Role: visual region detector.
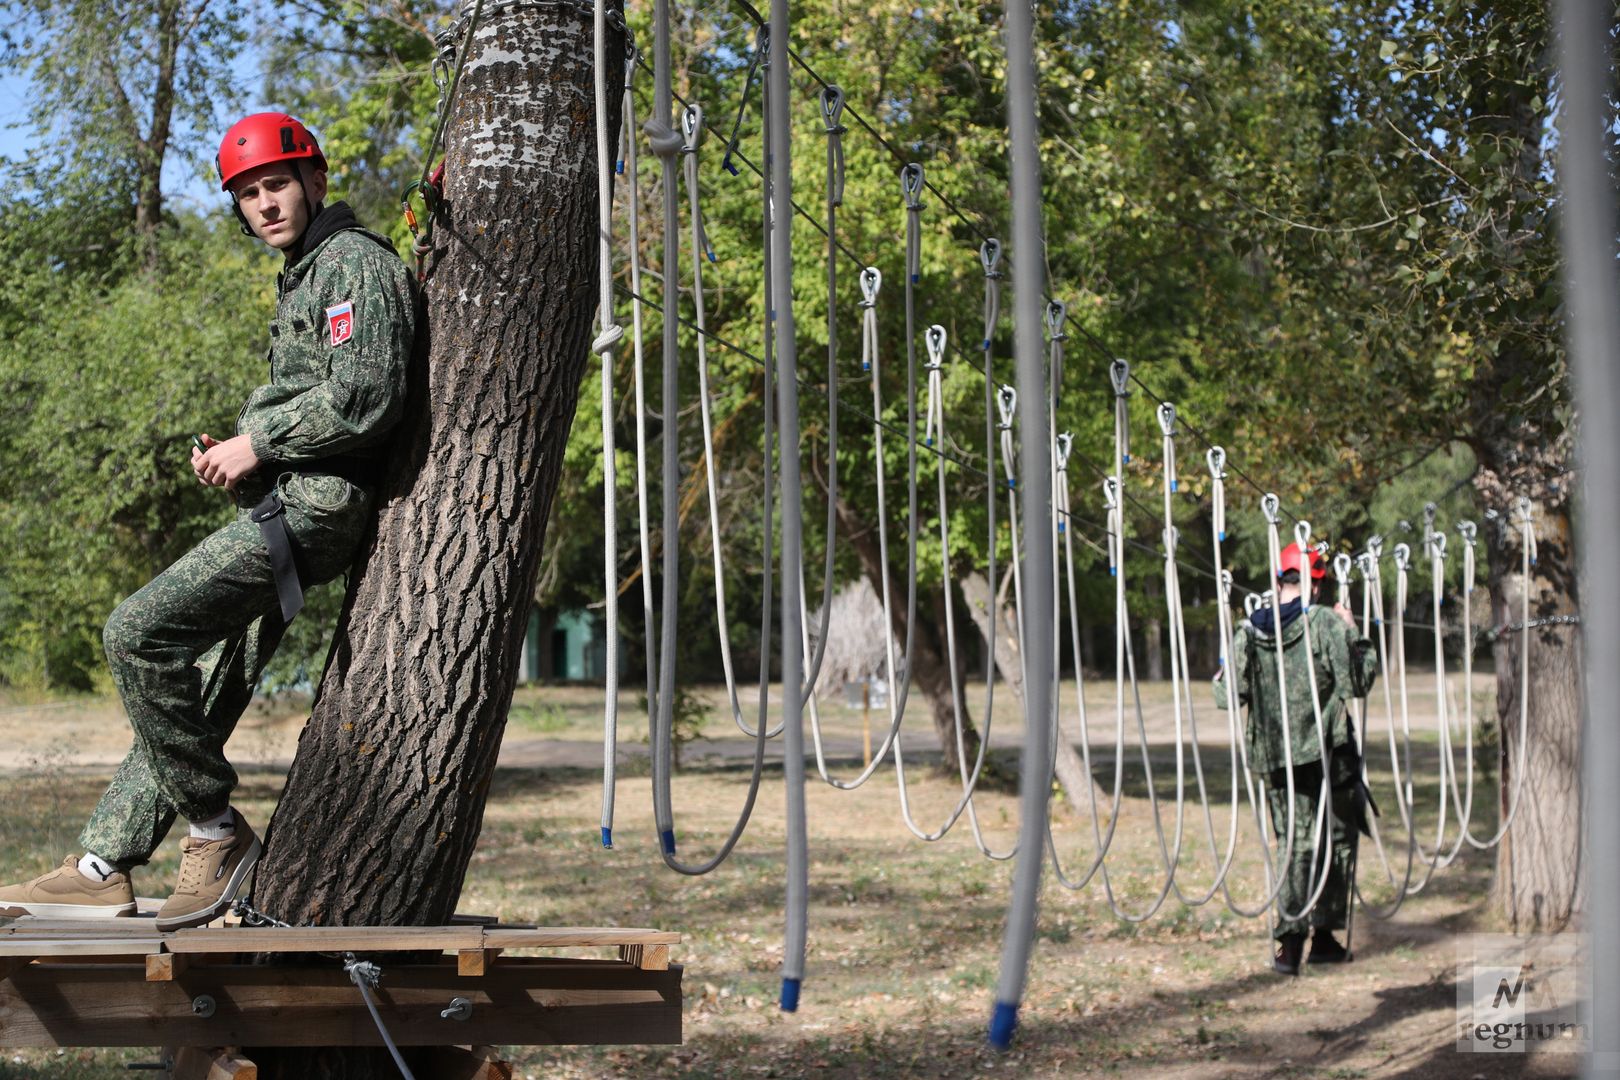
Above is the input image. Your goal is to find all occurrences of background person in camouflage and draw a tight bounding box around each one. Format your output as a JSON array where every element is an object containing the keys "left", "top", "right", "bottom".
[
  {"left": 1213, "top": 541, "right": 1378, "bottom": 976},
  {"left": 0, "top": 113, "right": 415, "bottom": 930}
]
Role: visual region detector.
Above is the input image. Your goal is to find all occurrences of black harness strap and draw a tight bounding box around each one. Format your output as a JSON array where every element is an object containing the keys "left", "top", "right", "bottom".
[{"left": 250, "top": 492, "right": 304, "bottom": 623}]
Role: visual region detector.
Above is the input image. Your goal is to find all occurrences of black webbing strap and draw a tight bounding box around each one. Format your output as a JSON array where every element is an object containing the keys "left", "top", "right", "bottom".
[{"left": 250, "top": 492, "right": 304, "bottom": 624}]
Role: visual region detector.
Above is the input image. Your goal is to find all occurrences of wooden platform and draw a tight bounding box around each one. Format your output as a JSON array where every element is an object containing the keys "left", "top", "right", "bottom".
[{"left": 0, "top": 915, "right": 682, "bottom": 1050}]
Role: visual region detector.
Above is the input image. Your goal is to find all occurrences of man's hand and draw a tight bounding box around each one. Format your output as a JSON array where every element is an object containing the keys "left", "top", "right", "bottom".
[
  {"left": 1333, "top": 602, "right": 1356, "bottom": 629},
  {"left": 192, "top": 433, "right": 261, "bottom": 491}
]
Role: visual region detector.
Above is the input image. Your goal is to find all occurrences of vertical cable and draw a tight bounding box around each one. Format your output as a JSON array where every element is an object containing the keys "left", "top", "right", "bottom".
[
  {"left": 989, "top": 0, "right": 1054, "bottom": 1047},
  {"left": 767, "top": 0, "right": 809, "bottom": 1013}
]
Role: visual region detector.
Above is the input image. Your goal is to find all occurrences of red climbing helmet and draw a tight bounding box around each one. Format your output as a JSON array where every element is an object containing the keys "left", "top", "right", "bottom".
[
  {"left": 216, "top": 113, "right": 326, "bottom": 190},
  {"left": 1277, "top": 541, "right": 1326, "bottom": 581}
]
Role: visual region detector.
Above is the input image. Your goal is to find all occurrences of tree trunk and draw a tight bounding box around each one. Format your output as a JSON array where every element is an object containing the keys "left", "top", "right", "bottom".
[
  {"left": 961, "top": 570, "right": 1112, "bottom": 819},
  {"left": 1481, "top": 495, "right": 1583, "bottom": 932},
  {"left": 832, "top": 495, "right": 978, "bottom": 773},
  {"left": 248, "top": 7, "right": 623, "bottom": 1075},
  {"left": 1142, "top": 572, "right": 1165, "bottom": 682}
]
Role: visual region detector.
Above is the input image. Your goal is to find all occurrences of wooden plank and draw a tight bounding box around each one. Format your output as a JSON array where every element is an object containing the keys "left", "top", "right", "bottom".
[
  {"left": 146, "top": 953, "right": 188, "bottom": 982},
  {"left": 163, "top": 925, "right": 486, "bottom": 955},
  {"left": 457, "top": 948, "right": 501, "bottom": 976},
  {"left": 0, "top": 959, "right": 682, "bottom": 1048},
  {"left": 419, "top": 1045, "right": 513, "bottom": 1080},
  {"left": 0, "top": 938, "right": 161, "bottom": 958},
  {"left": 480, "top": 927, "right": 679, "bottom": 950},
  {"left": 2, "top": 919, "right": 161, "bottom": 936}
]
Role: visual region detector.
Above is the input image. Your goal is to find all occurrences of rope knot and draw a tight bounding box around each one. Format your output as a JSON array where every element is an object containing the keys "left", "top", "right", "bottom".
[{"left": 900, "top": 162, "right": 925, "bottom": 210}]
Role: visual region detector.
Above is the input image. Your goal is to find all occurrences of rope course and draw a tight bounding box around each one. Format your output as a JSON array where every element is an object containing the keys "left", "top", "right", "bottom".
[{"left": 414, "top": 0, "right": 1561, "bottom": 1053}]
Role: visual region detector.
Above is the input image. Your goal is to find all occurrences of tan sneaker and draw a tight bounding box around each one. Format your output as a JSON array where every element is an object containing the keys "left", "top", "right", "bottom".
[
  {"left": 0, "top": 856, "right": 136, "bottom": 919},
  {"left": 154, "top": 811, "right": 262, "bottom": 932}
]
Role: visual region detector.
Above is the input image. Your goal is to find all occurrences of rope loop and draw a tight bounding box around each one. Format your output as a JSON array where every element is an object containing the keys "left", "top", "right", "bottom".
[
  {"left": 980, "top": 237, "right": 1003, "bottom": 278},
  {"left": 1313, "top": 539, "right": 1330, "bottom": 559},
  {"left": 1366, "top": 533, "right": 1385, "bottom": 560},
  {"left": 1044, "top": 299, "right": 1067, "bottom": 341},
  {"left": 1393, "top": 542, "right": 1411, "bottom": 572},
  {"left": 996, "top": 384, "right": 1018, "bottom": 429},
  {"left": 901, "top": 162, "right": 925, "bottom": 209},
  {"left": 1423, "top": 500, "right": 1438, "bottom": 530},
  {"left": 1293, "top": 519, "right": 1312, "bottom": 548},
  {"left": 1206, "top": 445, "right": 1226, "bottom": 478},
  {"left": 1219, "top": 568, "right": 1234, "bottom": 602},
  {"left": 680, "top": 103, "right": 705, "bottom": 151},
  {"left": 592, "top": 325, "right": 625, "bottom": 354},
  {"left": 1101, "top": 475, "right": 1119, "bottom": 511},
  {"left": 1333, "top": 552, "right": 1353, "bottom": 584},
  {"left": 1164, "top": 524, "right": 1178, "bottom": 553},
  {"left": 1355, "top": 551, "right": 1378, "bottom": 580},
  {"left": 858, "top": 266, "right": 882, "bottom": 307},
  {"left": 1156, "top": 400, "right": 1176, "bottom": 437},
  {"left": 1431, "top": 531, "right": 1448, "bottom": 560},
  {"left": 924, "top": 324, "right": 947, "bottom": 370},
  {"left": 1054, "top": 431, "right": 1073, "bottom": 471},
  {"left": 1457, "top": 519, "right": 1478, "bottom": 546},
  {"left": 1109, "top": 358, "right": 1131, "bottom": 396},
  {"left": 1244, "top": 591, "right": 1263, "bottom": 618},
  {"left": 1260, "top": 492, "right": 1281, "bottom": 524},
  {"left": 819, "top": 84, "right": 846, "bottom": 133}
]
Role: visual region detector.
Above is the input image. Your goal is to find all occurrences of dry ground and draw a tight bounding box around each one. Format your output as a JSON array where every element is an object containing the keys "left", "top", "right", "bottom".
[{"left": 0, "top": 680, "right": 1580, "bottom": 1079}]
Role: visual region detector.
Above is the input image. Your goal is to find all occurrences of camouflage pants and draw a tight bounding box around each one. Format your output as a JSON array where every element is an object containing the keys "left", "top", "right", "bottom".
[
  {"left": 1266, "top": 751, "right": 1360, "bottom": 941},
  {"left": 80, "top": 473, "right": 372, "bottom": 868}
]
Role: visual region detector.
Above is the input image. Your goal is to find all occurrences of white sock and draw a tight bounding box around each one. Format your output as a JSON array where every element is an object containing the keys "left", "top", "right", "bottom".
[
  {"left": 78, "top": 852, "right": 119, "bottom": 882},
  {"left": 189, "top": 807, "right": 236, "bottom": 841}
]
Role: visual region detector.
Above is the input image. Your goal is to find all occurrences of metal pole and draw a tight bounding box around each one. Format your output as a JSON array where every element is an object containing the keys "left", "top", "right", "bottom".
[
  {"left": 988, "top": 0, "right": 1053, "bottom": 1050},
  {"left": 768, "top": 0, "right": 810, "bottom": 1013},
  {"left": 1557, "top": 4, "right": 1619, "bottom": 1076}
]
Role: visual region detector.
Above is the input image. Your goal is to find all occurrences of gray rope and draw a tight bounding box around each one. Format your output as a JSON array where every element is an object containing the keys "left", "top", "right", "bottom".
[
  {"left": 767, "top": 0, "right": 810, "bottom": 1013},
  {"left": 989, "top": 0, "right": 1055, "bottom": 1042},
  {"left": 593, "top": 0, "right": 621, "bottom": 851}
]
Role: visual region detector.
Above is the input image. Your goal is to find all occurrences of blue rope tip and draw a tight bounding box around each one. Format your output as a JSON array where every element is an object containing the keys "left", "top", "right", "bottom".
[
  {"left": 1109, "top": 567, "right": 1117, "bottom": 577},
  {"left": 925, "top": 437, "right": 933, "bottom": 447},
  {"left": 1057, "top": 522, "right": 1065, "bottom": 534},
  {"left": 722, "top": 156, "right": 739, "bottom": 177},
  {"left": 660, "top": 829, "right": 676, "bottom": 855},
  {"left": 780, "top": 977, "right": 802, "bottom": 1012},
  {"left": 1123, "top": 454, "right": 1132, "bottom": 464},
  {"left": 863, "top": 363, "right": 871, "bottom": 372},
  {"left": 1219, "top": 531, "right": 1227, "bottom": 542},
  {"left": 615, "top": 160, "right": 624, "bottom": 175},
  {"left": 1007, "top": 478, "right": 1017, "bottom": 489},
  {"left": 1170, "top": 480, "right": 1179, "bottom": 493},
  {"left": 981, "top": 339, "right": 990, "bottom": 350},
  {"left": 706, "top": 250, "right": 717, "bottom": 264},
  {"left": 601, "top": 827, "right": 613, "bottom": 849},
  {"left": 911, "top": 274, "right": 920, "bottom": 284},
  {"left": 988, "top": 1001, "right": 1019, "bottom": 1050}
]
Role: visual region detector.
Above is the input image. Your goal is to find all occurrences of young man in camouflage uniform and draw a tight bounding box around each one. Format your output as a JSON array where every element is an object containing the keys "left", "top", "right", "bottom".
[
  {"left": 1214, "top": 542, "right": 1378, "bottom": 975},
  {"left": 0, "top": 114, "right": 415, "bottom": 929}
]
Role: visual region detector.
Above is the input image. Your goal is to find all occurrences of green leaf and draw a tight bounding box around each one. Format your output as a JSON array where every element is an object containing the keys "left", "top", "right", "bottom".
[{"left": 1380, "top": 40, "right": 1398, "bottom": 60}]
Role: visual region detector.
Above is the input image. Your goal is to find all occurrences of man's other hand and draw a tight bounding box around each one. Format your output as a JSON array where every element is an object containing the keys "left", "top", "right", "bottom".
[
  {"left": 192, "top": 433, "right": 261, "bottom": 491},
  {"left": 1333, "top": 602, "right": 1356, "bottom": 629}
]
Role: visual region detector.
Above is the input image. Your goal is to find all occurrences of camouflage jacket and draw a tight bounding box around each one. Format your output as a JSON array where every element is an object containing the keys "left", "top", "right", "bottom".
[
  {"left": 237, "top": 204, "right": 415, "bottom": 473},
  {"left": 1213, "top": 603, "right": 1377, "bottom": 774}
]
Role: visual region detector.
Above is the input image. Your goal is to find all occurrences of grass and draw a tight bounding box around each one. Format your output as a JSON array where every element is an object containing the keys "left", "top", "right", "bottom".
[{"left": 0, "top": 682, "right": 1583, "bottom": 1080}]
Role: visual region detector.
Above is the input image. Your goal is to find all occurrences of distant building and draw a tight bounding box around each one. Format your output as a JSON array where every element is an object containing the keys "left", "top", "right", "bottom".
[{"left": 519, "top": 607, "right": 623, "bottom": 683}]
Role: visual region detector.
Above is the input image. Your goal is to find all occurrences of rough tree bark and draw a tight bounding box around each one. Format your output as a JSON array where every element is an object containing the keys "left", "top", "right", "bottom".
[
  {"left": 832, "top": 495, "right": 978, "bottom": 774},
  {"left": 1476, "top": 485, "right": 1582, "bottom": 932},
  {"left": 247, "top": 6, "right": 623, "bottom": 1075},
  {"left": 961, "top": 570, "right": 1112, "bottom": 818}
]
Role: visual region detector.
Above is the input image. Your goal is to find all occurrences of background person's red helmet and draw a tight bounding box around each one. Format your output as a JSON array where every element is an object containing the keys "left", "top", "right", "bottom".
[
  {"left": 216, "top": 113, "right": 326, "bottom": 191},
  {"left": 1277, "top": 541, "right": 1326, "bottom": 580}
]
